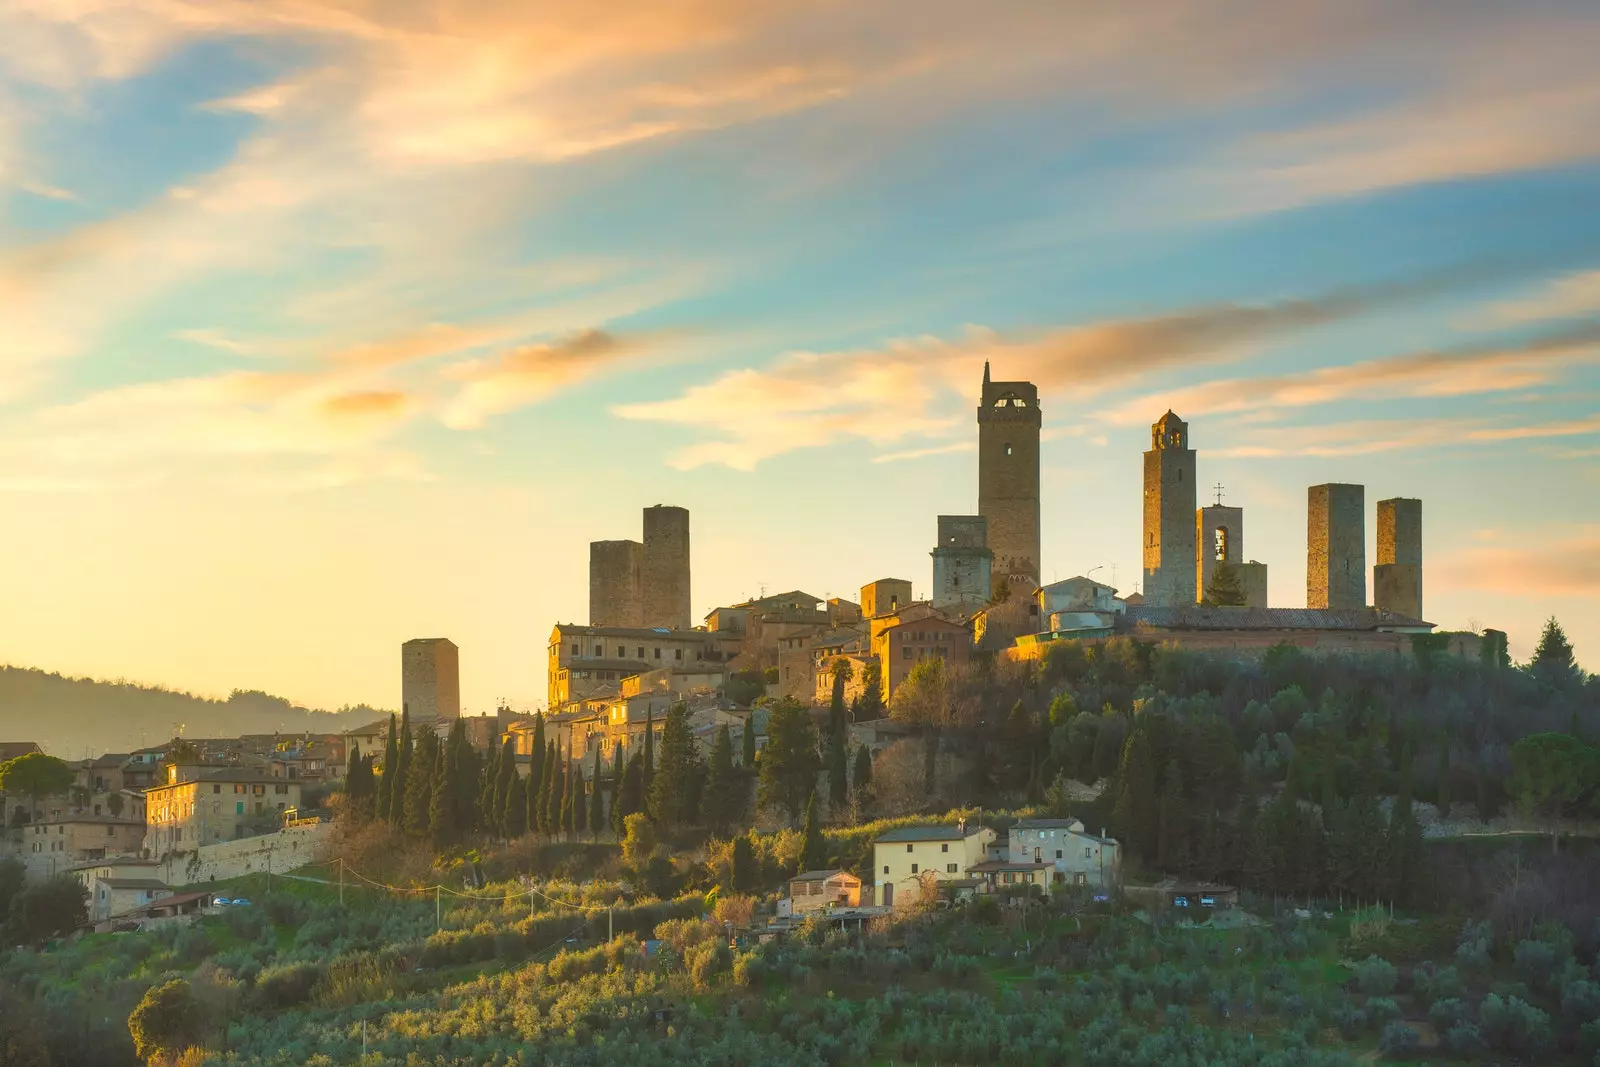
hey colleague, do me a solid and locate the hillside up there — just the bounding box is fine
[0,666,384,758]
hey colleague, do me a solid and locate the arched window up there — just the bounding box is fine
[1215,526,1229,561]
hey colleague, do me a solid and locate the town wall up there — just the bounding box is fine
[158,822,334,887]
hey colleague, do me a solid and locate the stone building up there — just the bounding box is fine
[401,638,460,723]
[977,363,1042,588]
[1142,411,1197,607]
[1308,483,1365,609]
[931,515,993,615]
[546,623,739,710]
[589,540,643,627]
[1238,562,1269,609]
[144,764,302,860]
[1374,497,1422,618]
[588,505,693,630]
[860,578,914,620]
[22,815,147,866]
[870,602,973,705]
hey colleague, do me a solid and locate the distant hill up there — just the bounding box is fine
[0,665,386,760]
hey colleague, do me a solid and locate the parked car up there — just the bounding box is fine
[213,898,234,907]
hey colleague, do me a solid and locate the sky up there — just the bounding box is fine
[0,0,1597,715]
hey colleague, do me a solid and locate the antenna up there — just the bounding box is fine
[1212,483,1225,506]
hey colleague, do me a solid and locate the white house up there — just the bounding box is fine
[1007,818,1120,890]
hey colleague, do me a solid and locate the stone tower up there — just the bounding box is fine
[641,504,691,630]
[589,539,643,627]
[977,363,1041,589]
[401,638,460,723]
[1195,503,1243,603]
[1307,484,1365,609]
[1374,497,1422,618]
[931,515,993,614]
[1142,411,1197,606]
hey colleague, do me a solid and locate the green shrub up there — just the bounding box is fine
[1379,1021,1419,1057]
[1355,955,1397,995]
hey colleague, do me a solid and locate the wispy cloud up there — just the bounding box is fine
[1103,322,1600,426]
[441,329,652,430]
[1487,269,1600,325]
[1213,413,1600,459]
[872,441,976,464]
[614,282,1457,470]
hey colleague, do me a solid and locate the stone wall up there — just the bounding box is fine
[1307,483,1365,609]
[589,539,644,627]
[157,822,333,887]
[641,505,691,630]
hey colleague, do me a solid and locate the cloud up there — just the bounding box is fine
[613,283,1449,469]
[441,329,648,430]
[1211,413,1600,459]
[1487,269,1600,325]
[1436,526,1600,598]
[872,441,976,464]
[1103,321,1600,426]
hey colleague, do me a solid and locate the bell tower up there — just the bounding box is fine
[977,362,1041,589]
[1142,410,1197,606]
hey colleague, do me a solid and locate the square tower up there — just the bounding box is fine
[402,638,460,723]
[1195,504,1244,604]
[590,539,643,627]
[977,363,1041,589]
[1307,484,1365,609]
[860,578,914,619]
[931,515,993,614]
[1142,411,1197,606]
[1374,497,1422,618]
[641,504,691,630]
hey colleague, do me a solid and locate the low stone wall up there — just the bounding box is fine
[157,821,334,886]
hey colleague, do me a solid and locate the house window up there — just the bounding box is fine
[1055,850,1063,859]
[571,643,579,656]
[941,843,948,853]
[905,844,913,853]
[637,647,645,658]
[1085,847,1092,858]
[883,865,890,875]
[235,802,244,815]
[654,648,661,659]
[616,646,625,658]
[902,647,912,660]
[910,863,918,874]
[594,645,603,656]
[212,785,221,794]
[946,863,957,874]
[675,648,683,660]
[275,784,288,794]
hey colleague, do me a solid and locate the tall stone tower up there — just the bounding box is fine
[1195,503,1243,603]
[1142,411,1197,606]
[589,540,643,627]
[641,505,691,630]
[1307,484,1365,609]
[931,515,992,614]
[401,638,460,723]
[1374,497,1422,618]
[977,363,1041,589]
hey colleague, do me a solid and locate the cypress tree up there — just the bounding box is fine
[391,710,413,830]
[377,714,399,821]
[479,738,501,832]
[612,751,644,835]
[448,720,477,837]
[566,761,584,838]
[703,724,739,834]
[429,736,455,846]
[741,713,757,768]
[731,833,757,893]
[540,742,559,835]
[1157,759,1185,869]
[799,792,826,873]
[588,748,605,838]
[526,742,540,835]
[642,709,656,808]
[827,672,850,812]
[528,713,546,807]
[852,743,873,804]
[648,702,704,829]
[503,774,528,838]
[403,729,435,837]
[492,737,516,837]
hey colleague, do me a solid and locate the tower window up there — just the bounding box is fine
[1005,444,1013,456]
[1215,526,1229,561]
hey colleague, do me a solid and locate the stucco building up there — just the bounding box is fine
[872,824,995,908]
[1007,818,1120,889]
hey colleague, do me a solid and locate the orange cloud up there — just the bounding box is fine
[320,390,412,417]
[441,329,648,429]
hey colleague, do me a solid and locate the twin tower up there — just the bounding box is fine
[1142,412,1424,616]
[589,505,692,630]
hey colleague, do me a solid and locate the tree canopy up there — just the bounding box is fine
[757,699,821,825]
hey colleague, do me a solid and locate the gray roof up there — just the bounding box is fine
[99,878,170,891]
[1123,605,1432,633]
[791,869,856,882]
[874,825,975,844]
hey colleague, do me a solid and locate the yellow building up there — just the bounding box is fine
[144,765,301,860]
[872,824,994,908]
